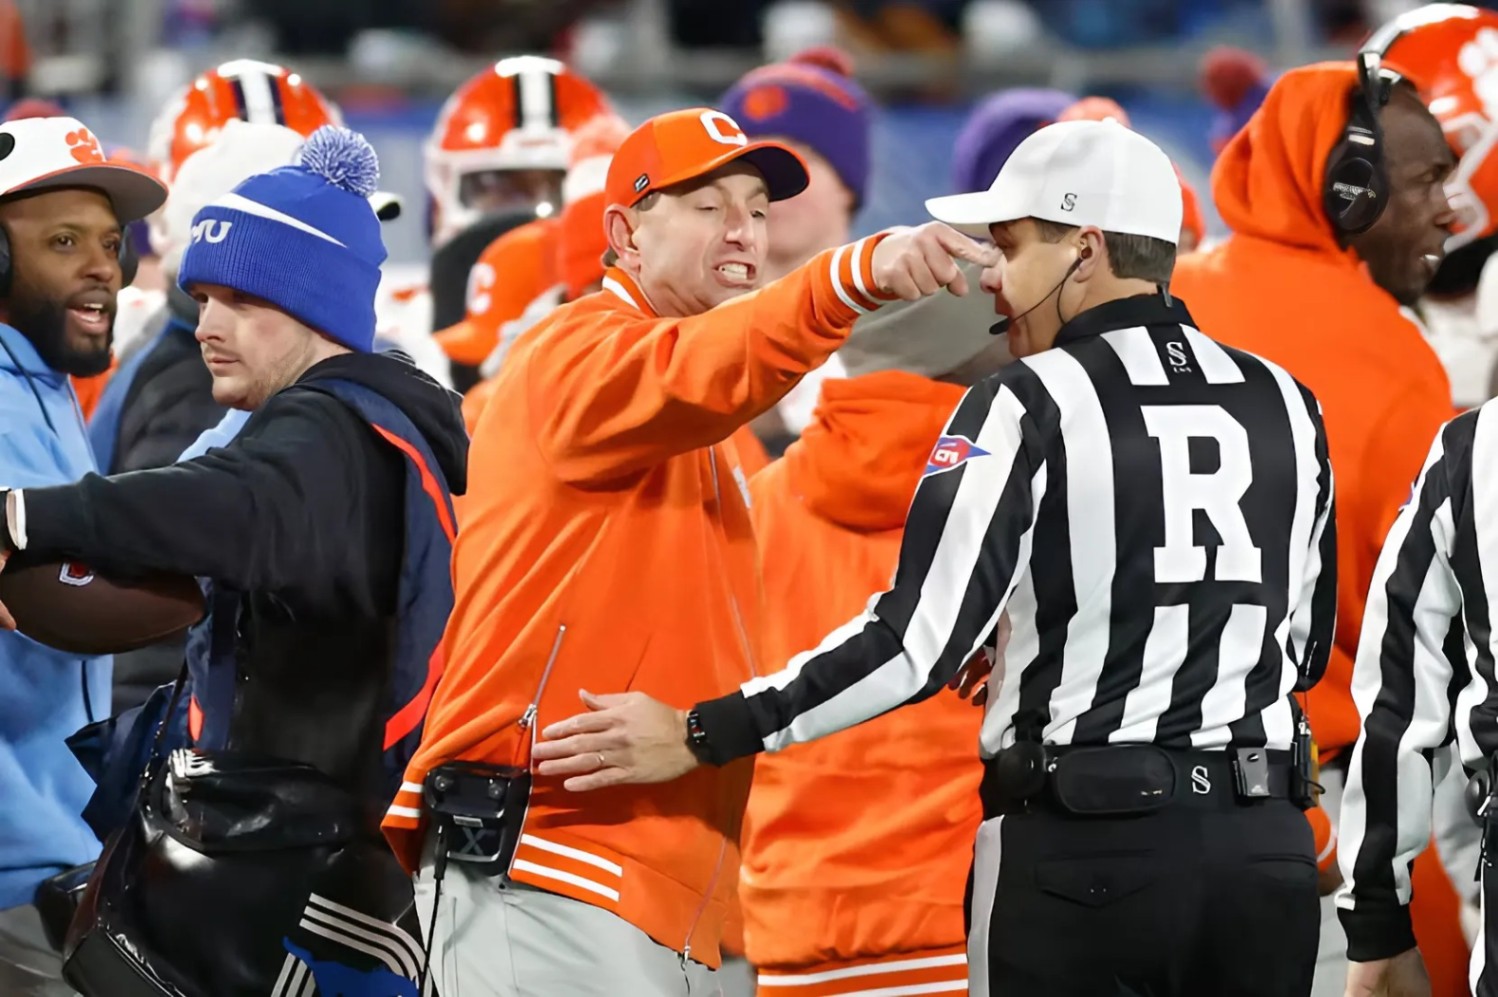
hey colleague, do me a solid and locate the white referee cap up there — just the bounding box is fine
[926,119,1183,245]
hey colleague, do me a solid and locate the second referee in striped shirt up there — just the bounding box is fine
[534,120,1338,996]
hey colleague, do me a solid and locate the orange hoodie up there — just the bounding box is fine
[742,372,980,992]
[384,236,893,969]
[1171,63,1453,762]
[1170,64,1468,997]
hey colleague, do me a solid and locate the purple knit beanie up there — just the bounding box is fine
[950,87,1077,194]
[720,47,872,208]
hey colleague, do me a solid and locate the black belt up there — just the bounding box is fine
[980,743,1297,819]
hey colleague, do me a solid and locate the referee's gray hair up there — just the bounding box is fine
[1032,218,1176,285]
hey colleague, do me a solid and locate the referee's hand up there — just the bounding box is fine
[533,690,698,792]
[870,222,999,300]
[1344,949,1430,997]
[949,611,1012,706]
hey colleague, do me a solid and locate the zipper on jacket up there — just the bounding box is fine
[518,625,568,730]
[680,835,729,973]
[708,448,760,678]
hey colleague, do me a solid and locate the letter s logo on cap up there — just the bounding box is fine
[190,219,233,245]
[699,110,748,148]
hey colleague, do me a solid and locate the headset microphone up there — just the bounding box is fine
[989,253,1085,336]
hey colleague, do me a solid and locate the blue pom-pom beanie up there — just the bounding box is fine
[178,125,387,353]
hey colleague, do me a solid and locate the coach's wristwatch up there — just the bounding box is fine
[0,489,23,554]
[685,708,714,765]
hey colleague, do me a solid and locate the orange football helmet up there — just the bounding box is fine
[425,55,613,247]
[1365,4,1498,250]
[147,59,342,184]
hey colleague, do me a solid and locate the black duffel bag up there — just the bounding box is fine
[62,748,426,997]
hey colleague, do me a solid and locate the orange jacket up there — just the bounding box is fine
[384,237,893,968]
[741,371,981,974]
[1170,63,1453,761]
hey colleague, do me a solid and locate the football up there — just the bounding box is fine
[0,560,205,655]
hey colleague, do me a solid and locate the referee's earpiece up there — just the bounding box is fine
[1325,50,1398,236]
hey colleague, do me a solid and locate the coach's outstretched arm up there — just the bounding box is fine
[536,223,995,484]
[1338,420,1466,997]
[533,368,1042,790]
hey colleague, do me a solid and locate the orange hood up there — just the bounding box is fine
[1211,62,1360,257]
[784,372,966,532]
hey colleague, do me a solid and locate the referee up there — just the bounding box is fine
[534,120,1338,996]
[1337,403,1498,997]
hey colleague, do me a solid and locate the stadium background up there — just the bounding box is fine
[1,0,1464,265]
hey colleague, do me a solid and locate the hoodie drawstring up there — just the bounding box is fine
[0,334,57,434]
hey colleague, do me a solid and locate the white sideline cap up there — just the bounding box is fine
[926,119,1182,244]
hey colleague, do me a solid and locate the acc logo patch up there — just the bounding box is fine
[925,434,990,477]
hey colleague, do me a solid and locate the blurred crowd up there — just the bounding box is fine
[3,0,1498,995]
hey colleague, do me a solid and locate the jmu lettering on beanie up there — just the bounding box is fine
[178,125,388,352]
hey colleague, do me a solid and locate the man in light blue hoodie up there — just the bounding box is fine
[0,115,167,994]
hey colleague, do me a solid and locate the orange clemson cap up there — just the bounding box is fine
[605,107,809,207]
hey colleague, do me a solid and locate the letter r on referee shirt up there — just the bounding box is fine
[1142,405,1262,584]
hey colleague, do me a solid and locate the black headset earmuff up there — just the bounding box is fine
[1324,51,1399,236]
[0,217,138,299]
[118,231,139,288]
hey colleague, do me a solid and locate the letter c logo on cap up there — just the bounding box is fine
[699,110,748,148]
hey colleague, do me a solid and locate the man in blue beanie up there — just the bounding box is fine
[0,126,469,994]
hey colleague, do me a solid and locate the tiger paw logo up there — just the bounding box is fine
[741,85,788,121]
[65,129,104,164]
[1460,27,1498,117]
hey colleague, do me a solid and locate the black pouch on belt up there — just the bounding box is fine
[1049,745,1177,816]
[424,761,531,877]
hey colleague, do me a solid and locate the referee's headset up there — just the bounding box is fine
[1323,50,1401,237]
[988,245,1090,337]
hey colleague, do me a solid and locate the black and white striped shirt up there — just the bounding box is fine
[696,293,1337,763]
[1337,403,1494,962]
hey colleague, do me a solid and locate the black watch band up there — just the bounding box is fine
[685,708,713,765]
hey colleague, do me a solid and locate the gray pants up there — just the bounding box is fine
[415,860,721,997]
[0,904,75,997]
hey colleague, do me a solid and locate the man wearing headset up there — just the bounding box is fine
[0,116,166,995]
[1171,58,1460,997]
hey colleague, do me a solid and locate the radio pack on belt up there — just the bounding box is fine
[423,761,531,876]
[414,762,531,991]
